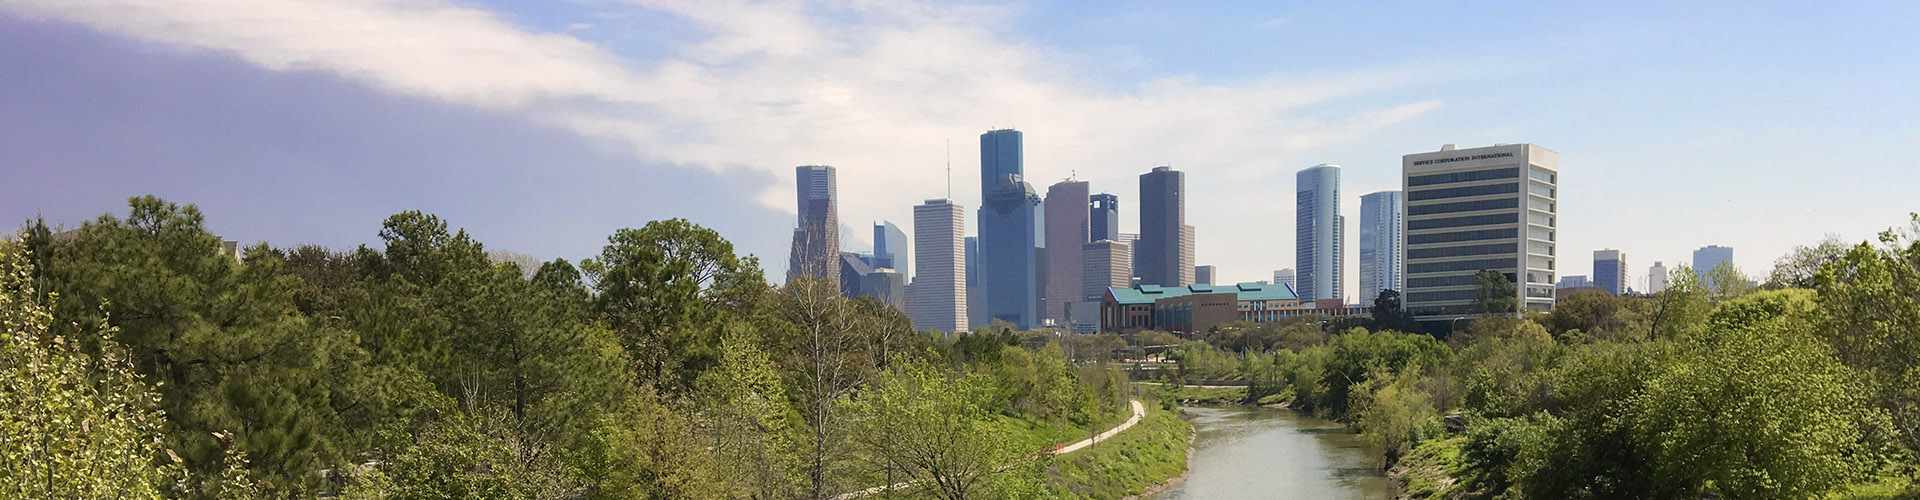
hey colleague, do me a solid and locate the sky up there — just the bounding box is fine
[2,0,1917,300]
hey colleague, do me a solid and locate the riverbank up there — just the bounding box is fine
[1038,400,1194,499]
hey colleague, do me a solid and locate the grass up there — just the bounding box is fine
[1827,471,1919,500]
[1038,399,1193,499]
[1393,435,1475,500]
[1142,384,1249,405]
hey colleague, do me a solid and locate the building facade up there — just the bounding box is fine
[1401,143,1560,317]
[871,221,908,273]
[1297,164,1345,301]
[1693,245,1734,287]
[789,165,839,285]
[1194,265,1216,285]
[1090,193,1120,242]
[1043,180,1091,326]
[1100,282,1299,335]
[1648,261,1669,294]
[909,199,967,333]
[1138,166,1195,287]
[1273,268,1296,295]
[1359,190,1405,303]
[981,173,1042,329]
[1593,249,1627,296]
[965,236,983,329]
[1077,239,1132,333]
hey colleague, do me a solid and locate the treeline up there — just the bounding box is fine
[1153,216,1920,499]
[0,196,1136,500]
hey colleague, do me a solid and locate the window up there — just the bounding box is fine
[1407,183,1519,201]
[1409,212,1519,231]
[1408,197,1520,216]
[1527,241,1554,256]
[1407,167,1520,187]
[1528,183,1555,198]
[1529,168,1555,184]
[1409,242,1513,259]
[1528,198,1554,212]
[1408,289,1485,303]
[1528,227,1554,241]
[1408,228,1517,245]
[1528,213,1553,227]
[1527,272,1553,284]
[1409,274,1487,288]
[1408,258,1516,274]
[1529,255,1555,270]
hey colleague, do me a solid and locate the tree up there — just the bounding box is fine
[1369,289,1414,333]
[1765,234,1849,289]
[769,276,888,499]
[1815,214,1920,454]
[695,324,804,499]
[583,219,767,394]
[843,356,1027,500]
[1474,270,1517,316]
[0,241,184,499]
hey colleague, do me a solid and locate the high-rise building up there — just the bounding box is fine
[1044,180,1091,325]
[1556,275,1592,288]
[1273,268,1296,295]
[1648,261,1669,293]
[1593,249,1627,296]
[1138,166,1195,287]
[981,174,1042,330]
[965,236,983,328]
[980,129,1023,201]
[1297,164,1345,301]
[871,221,908,273]
[909,199,967,333]
[1090,193,1120,242]
[1079,240,1132,333]
[1693,245,1734,287]
[1401,143,1560,317]
[789,165,839,285]
[1194,265,1216,285]
[1359,190,1405,303]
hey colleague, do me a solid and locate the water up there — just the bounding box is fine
[1154,406,1393,500]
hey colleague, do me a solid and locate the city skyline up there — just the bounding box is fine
[5,2,1917,295]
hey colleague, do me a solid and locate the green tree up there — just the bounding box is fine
[695,324,804,499]
[1816,214,1920,454]
[844,356,1028,500]
[1474,269,1517,316]
[1766,234,1850,289]
[583,219,767,394]
[1369,289,1414,333]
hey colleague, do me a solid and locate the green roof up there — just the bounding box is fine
[1108,282,1297,305]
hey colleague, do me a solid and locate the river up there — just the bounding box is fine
[1154,406,1394,499]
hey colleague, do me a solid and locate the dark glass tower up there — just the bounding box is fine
[981,174,1041,329]
[1137,166,1193,286]
[1090,193,1120,242]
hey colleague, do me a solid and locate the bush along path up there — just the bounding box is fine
[834,399,1148,499]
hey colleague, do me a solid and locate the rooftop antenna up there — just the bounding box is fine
[945,139,952,199]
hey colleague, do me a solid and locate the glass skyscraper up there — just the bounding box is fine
[789,165,838,285]
[1296,164,1344,302]
[1138,166,1194,287]
[1359,190,1404,303]
[976,129,1041,330]
[1593,249,1627,295]
[1090,193,1120,242]
[871,220,907,273]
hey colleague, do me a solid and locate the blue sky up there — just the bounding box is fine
[2,0,1916,298]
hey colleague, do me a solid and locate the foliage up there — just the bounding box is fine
[842,355,1025,500]
[1769,234,1851,289]
[1474,270,1516,315]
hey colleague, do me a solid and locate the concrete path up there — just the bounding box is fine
[833,399,1147,499]
[1135,381,1248,390]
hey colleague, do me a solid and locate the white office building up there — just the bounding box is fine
[1401,143,1559,317]
[908,199,968,333]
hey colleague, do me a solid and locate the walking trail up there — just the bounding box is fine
[833,399,1147,499]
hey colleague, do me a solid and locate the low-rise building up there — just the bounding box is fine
[1102,282,1364,336]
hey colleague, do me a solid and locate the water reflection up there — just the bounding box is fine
[1154,406,1393,500]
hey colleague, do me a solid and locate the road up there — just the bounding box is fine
[833,399,1147,499]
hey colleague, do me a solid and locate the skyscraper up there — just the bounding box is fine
[1194,265,1216,285]
[1043,180,1091,325]
[1138,166,1195,287]
[1273,268,1296,295]
[1359,190,1405,303]
[1693,245,1734,287]
[1593,249,1627,295]
[1401,143,1560,317]
[1080,239,1132,333]
[1648,261,1669,293]
[980,129,1023,201]
[965,236,983,328]
[1090,193,1120,242]
[789,165,838,285]
[1297,164,1345,301]
[981,173,1042,329]
[871,221,908,273]
[910,199,967,333]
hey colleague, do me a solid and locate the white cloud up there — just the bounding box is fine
[1,0,1444,281]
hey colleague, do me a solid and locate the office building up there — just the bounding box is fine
[1556,275,1592,288]
[1044,180,1091,325]
[1648,261,1669,294]
[1273,268,1296,294]
[965,236,983,329]
[1401,143,1560,317]
[1593,249,1627,296]
[1078,240,1132,333]
[980,129,1023,201]
[1098,282,1369,335]
[1359,190,1405,302]
[871,221,908,273]
[1090,193,1120,242]
[789,165,839,285]
[1693,245,1734,287]
[909,199,967,333]
[1138,166,1195,287]
[981,173,1042,330]
[1297,164,1345,301]
[1194,265,1216,285]
[839,253,907,308]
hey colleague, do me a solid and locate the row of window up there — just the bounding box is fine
[1408,182,1519,202]
[1406,289,1487,303]
[1409,242,1515,259]
[1407,167,1520,187]
[1408,228,1518,245]
[1409,197,1520,216]
[1408,212,1518,231]
[1408,272,1514,289]
[1408,257,1516,274]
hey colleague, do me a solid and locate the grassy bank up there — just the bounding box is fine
[1039,399,1193,499]
[1144,384,1249,405]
